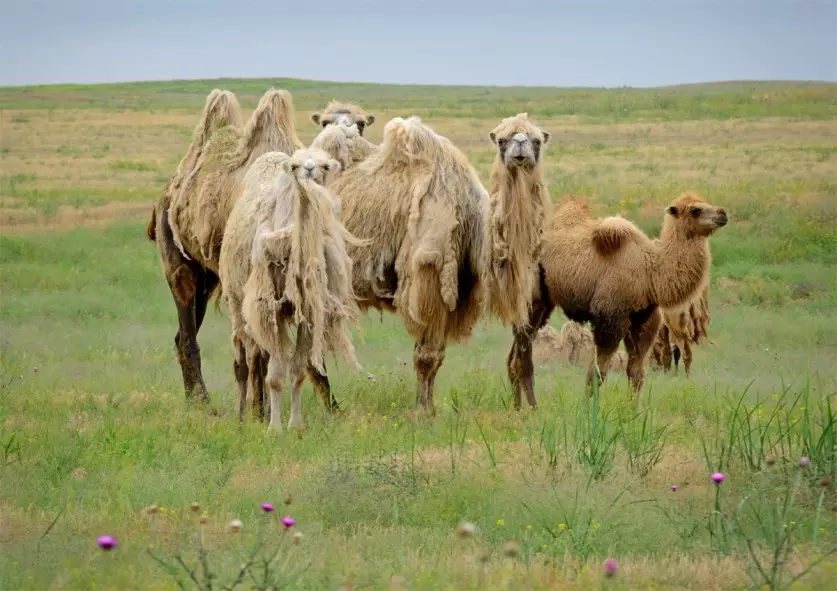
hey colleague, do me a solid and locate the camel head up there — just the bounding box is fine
[311,101,376,136]
[282,148,341,186]
[489,113,551,170]
[663,192,729,238]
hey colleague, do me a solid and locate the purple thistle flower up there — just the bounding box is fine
[603,557,618,577]
[711,472,725,484]
[798,457,809,468]
[282,515,296,529]
[670,484,679,492]
[261,503,275,513]
[97,535,117,550]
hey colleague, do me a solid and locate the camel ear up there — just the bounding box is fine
[665,205,679,217]
[366,114,376,126]
[325,158,341,174]
[489,131,497,145]
[311,112,323,125]
[542,130,551,145]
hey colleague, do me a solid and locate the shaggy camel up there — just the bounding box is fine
[651,285,711,376]
[221,147,364,431]
[486,113,555,409]
[309,123,376,171]
[508,192,728,403]
[147,89,305,411]
[311,101,376,136]
[322,116,491,413]
[146,89,242,402]
[533,322,628,373]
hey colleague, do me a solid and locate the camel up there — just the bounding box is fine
[319,116,492,413]
[311,101,376,136]
[147,88,305,410]
[486,113,552,327]
[309,123,376,171]
[146,89,243,402]
[533,322,628,373]
[651,285,711,376]
[220,147,365,431]
[508,191,728,403]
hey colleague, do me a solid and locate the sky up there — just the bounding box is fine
[1,0,835,88]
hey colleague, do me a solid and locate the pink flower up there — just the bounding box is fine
[603,557,618,577]
[97,535,117,550]
[670,484,679,492]
[798,457,809,468]
[282,515,296,529]
[261,503,275,513]
[711,472,725,484]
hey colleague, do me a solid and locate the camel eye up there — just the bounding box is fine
[290,164,299,171]
[532,138,541,147]
[322,121,329,128]
[497,138,508,148]
[690,207,701,217]
[357,122,365,132]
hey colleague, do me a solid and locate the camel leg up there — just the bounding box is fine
[248,349,268,421]
[414,338,446,415]
[586,320,625,395]
[266,354,286,432]
[672,345,681,376]
[506,297,554,410]
[287,325,312,431]
[624,308,662,393]
[682,342,693,377]
[307,363,339,413]
[172,294,209,403]
[233,335,249,422]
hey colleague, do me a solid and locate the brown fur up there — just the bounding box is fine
[487,113,551,327]
[168,89,304,273]
[310,101,376,136]
[509,191,728,403]
[327,116,489,411]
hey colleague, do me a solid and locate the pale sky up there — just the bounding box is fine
[1,0,835,87]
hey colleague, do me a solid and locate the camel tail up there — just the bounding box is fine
[592,216,634,255]
[146,207,157,242]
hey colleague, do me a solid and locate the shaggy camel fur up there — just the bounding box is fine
[309,123,376,171]
[487,113,551,327]
[221,148,364,431]
[651,285,711,376]
[534,323,628,374]
[147,89,305,410]
[146,89,242,402]
[311,101,376,136]
[325,116,489,412]
[509,192,728,402]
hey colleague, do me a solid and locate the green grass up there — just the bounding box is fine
[1,79,836,589]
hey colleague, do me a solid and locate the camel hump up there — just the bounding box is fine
[551,195,591,227]
[200,89,242,140]
[592,216,636,255]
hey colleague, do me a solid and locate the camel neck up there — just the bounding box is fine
[651,223,711,308]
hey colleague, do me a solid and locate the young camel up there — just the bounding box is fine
[222,148,364,431]
[148,88,304,414]
[508,192,728,404]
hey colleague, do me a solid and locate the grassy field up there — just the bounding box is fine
[1,78,836,590]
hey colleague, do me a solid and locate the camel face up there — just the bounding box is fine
[311,102,376,136]
[283,148,341,186]
[489,113,551,170]
[665,193,729,237]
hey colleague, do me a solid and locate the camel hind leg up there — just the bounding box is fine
[681,342,693,377]
[672,345,681,375]
[287,325,314,431]
[266,354,286,432]
[307,363,339,413]
[624,308,662,393]
[586,317,627,395]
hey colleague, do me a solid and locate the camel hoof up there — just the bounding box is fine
[287,418,303,431]
[267,423,282,435]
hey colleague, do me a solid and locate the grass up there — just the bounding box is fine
[1,77,836,589]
